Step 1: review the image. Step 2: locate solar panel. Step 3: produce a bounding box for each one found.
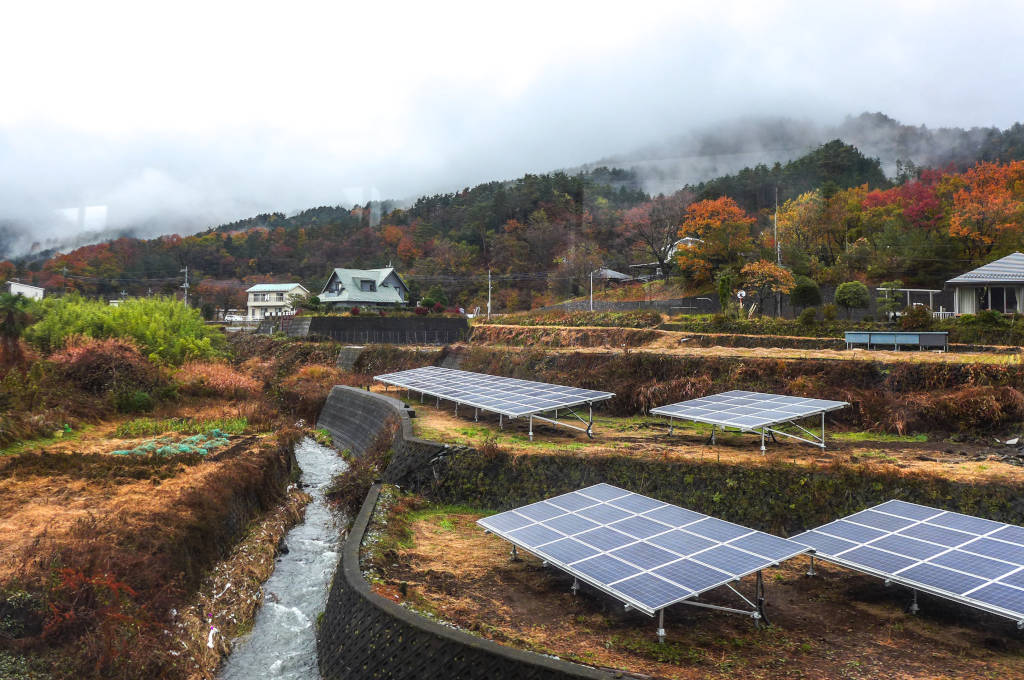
[794,500,1024,625]
[650,390,850,450]
[374,366,614,438]
[477,483,809,615]
[376,366,613,417]
[651,390,848,431]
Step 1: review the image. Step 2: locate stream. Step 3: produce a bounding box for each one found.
[218,436,348,680]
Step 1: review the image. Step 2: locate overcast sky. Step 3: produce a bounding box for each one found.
[2,0,1023,253]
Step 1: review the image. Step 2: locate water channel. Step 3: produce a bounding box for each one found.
[218,437,348,680]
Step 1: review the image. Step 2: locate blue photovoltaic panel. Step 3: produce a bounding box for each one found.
[542,538,600,565]
[793,499,1024,624]
[845,510,916,533]
[375,366,614,418]
[576,526,635,552]
[651,390,849,432]
[643,505,704,528]
[686,517,752,542]
[792,530,858,556]
[547,492,595,512]
[609,493,666,514]
[998,570,1024,589]
[818,520,888,544]
[614,573,691,610]
[477,483,808,615]
[577,504,631,524]
[648,530,716,555]
[610,515,669,539]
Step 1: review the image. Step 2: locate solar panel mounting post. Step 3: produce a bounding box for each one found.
[657,609,665,643]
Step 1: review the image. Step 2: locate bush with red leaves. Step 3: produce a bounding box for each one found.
[50,337,162,395]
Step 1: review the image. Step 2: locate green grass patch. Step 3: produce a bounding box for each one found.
[114,417,248,438]
[0,424,91,456]
[832,431,927,443]
[413,421,587,451]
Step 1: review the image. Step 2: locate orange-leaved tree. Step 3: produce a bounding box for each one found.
[740,260,795,316]
[948,161,1024,260]
[676,197,755,285]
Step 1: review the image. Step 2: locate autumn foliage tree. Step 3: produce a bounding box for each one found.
[948,161,1024,259]
[676,197,755,284]
[740,260,795,315]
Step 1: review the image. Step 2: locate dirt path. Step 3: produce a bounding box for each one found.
[471,325,1020,365]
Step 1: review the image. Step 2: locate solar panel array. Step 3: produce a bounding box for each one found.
[794,500,1024,622]
[374,366,614,417]
[650,390,849,431]
[478,483,809,615]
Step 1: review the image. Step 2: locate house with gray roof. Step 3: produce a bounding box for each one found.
[946,252,1024,315]
[319,267,409,308]
[246,282,309,321]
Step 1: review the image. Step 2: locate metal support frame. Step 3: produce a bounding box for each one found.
[807,555,817,576]
[694,413,829,453]
[656,609,665,643]
[909,589,919,614]
[510,545,521,562]
[528,403,596,438]
[762,412,828,450]
[671,571,768,627]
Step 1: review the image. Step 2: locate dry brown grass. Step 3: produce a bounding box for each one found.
[177,361,261,399]
[377,506,1024,680]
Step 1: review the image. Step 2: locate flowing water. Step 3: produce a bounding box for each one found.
[218,437,348,680]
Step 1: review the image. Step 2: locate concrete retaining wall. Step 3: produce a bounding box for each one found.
[315,385,614,680]
[277,316,469,344]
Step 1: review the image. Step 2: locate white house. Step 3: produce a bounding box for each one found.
[946,252,1024,315]
[4,281,44,300]
[246,283,309,321]
[319,267,409,308]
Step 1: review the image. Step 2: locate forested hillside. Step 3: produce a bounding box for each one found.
[4,139,1024,314]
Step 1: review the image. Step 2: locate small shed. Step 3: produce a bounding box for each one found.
[946,252,1024,315]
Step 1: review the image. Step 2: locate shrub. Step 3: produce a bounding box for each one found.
[822,303,838,321]
[432,302,444,313]
[414,306,428,316]
[25,295,222,365]
[176,361,260,399]
[114,390,154,413]
[277,364,347,421]
[481,310,663,328]
[798,307,818,326]
[790,276,822,311]
[834,281,870,318]
[350,306,360,315]
[50,337,162,395]
[899,305,933,330]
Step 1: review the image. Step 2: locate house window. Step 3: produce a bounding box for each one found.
[360,280,376,292]
[275,293,284,301]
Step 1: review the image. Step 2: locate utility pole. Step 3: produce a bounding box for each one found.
[62,266,68,296]
[590,269,595,312]
[774,185,781,265]
[180,266,190,306]
[774,186,782,317]
[487,269,492,320]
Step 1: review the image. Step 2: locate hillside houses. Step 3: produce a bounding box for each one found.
[319,267,409,309]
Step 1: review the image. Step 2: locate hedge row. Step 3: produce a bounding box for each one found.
[415,448,1024,537]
